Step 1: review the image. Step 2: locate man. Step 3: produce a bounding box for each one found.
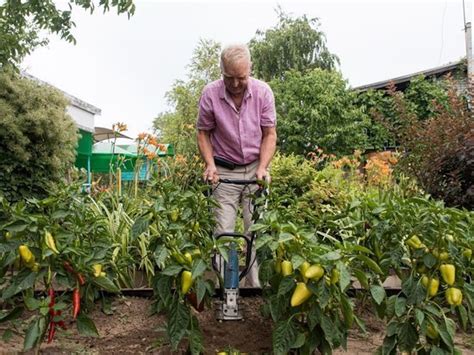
[197,44,277,287]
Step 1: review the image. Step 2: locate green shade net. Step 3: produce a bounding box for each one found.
[90,141,137,173]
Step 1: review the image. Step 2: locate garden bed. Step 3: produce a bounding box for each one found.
[1,296,472,354]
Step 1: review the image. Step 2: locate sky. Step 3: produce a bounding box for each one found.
[21,0,473,139]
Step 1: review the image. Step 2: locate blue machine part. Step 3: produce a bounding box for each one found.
[224,243,239,289]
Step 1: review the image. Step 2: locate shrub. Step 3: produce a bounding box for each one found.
[0,70,78,201]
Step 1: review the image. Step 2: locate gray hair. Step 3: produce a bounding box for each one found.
[220,44,251,71]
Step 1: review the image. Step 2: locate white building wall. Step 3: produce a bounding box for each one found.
[67,105,95,133]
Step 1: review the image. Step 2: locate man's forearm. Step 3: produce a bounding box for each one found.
[197,130,215,167]
[258,127,277,171]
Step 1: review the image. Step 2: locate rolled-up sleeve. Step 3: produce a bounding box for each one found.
[197,89,215,130]
[260,86,276,127]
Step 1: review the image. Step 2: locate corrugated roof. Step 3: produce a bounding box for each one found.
[352,60,466,92]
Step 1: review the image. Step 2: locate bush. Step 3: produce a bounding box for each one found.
[0,69,78,201]
[382,78,473,208]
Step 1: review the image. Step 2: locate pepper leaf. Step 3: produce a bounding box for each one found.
[77,314,99,337]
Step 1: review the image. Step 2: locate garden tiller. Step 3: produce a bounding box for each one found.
[210,178,268,321]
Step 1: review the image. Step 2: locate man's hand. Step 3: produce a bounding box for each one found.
[256,167,271,184]
[204,164,219,184]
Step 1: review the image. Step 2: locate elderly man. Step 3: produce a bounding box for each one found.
[197,44,277,287]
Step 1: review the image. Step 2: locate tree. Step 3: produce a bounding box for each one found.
[0,70,78,201]
[0,0,135,68]
[249,9,339,82]
[271,69,369,156]
[153,39,221,156]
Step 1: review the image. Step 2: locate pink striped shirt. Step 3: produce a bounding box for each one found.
[197,77,276,165]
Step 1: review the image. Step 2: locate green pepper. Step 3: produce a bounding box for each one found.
[426,323,439,339]
[462,248,472,259]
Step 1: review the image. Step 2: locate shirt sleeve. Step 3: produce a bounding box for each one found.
[197,88,215,130]
[260,85,276,127]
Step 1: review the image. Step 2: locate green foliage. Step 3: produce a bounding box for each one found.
[249,9,339,82]
[355,75,450,150]
[354,88,396,150]
[0,0,135,68]
[271,69,369,156]
[154,39,221,156]
[0,70,78,201]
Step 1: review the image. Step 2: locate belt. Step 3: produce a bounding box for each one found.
[214,156,256,170]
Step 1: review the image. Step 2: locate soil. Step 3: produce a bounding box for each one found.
[0,296,473,354]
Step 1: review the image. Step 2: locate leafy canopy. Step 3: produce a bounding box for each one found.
[271,69,369,156]
[249,9,339,82]
[0,0,135,68]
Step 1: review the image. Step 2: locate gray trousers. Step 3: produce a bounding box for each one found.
[213,160,260,288]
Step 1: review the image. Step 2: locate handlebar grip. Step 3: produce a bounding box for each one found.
[219,179,259,185]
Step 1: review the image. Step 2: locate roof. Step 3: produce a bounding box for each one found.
[94,127,131,142]
[21,72,102,115]
[92,142,136,156]
[353,60,466,92]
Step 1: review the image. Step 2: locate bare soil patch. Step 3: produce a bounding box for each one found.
[1,297,472,354]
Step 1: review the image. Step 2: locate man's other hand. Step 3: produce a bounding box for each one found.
[203,165,219,184]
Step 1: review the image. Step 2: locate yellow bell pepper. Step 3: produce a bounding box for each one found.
[290,282,312,307]
[330,269,340,285]
[92,264,103,277]
[31,262,40,272]
[299,261,310,275]
[45,231,60,254]
[181,270,193,295]
[439,264,455,286]
[184,252,193,264]
[274,260,282,274]
[421,276,439,297]
[281,260,293,277]
[406,235,423,249]
[446,287,463,306]
[304,264,325,280]
[18,245,35,266]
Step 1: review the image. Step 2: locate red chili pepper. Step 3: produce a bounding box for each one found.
[76,273,86,286]
[48,288,55,316]
[72,288,80,320]
[63,261,76,274]
[47,321,56,343]
[63,261,86,286]
[56,310,66,329]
